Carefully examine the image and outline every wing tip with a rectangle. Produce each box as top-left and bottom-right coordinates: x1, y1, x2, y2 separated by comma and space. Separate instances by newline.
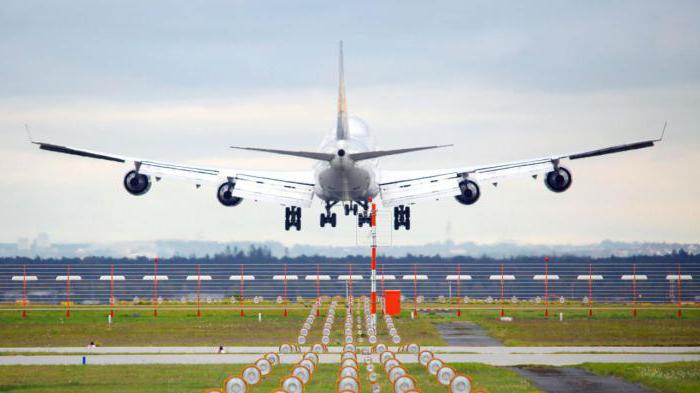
24, 124, 37, 144
657, 121, 667, 142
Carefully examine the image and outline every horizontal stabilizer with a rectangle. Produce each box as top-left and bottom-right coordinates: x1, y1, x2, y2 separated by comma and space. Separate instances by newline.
349, 145, 452, 161
230, 146, 335, 161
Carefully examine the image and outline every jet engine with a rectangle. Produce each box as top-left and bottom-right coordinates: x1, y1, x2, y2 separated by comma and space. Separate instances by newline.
123, 170, 151, 196
217, 182, 243, 206
454, 179, 480, 205
545, 167, 572, 193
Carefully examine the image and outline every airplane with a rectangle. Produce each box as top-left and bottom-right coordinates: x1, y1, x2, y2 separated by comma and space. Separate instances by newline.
29, 41, 664, 231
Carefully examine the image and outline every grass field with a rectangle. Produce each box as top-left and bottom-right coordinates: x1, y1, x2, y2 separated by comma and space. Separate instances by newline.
580, 362, 700, 393
0, 303, 698, 347
0, 362, 540, 392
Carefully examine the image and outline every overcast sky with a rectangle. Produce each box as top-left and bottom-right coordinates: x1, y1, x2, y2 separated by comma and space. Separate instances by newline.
0, 1, 698, 247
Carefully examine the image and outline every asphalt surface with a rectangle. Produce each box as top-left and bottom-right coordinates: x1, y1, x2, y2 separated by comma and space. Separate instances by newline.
513, 366, 652, 393
2, 346, 697, 354
437, 322, 503, 346
0, 352, 697, 366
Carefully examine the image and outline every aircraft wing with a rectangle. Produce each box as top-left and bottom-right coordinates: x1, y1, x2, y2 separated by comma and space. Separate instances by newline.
32, 141, 316, 207
378, 131, 664, 207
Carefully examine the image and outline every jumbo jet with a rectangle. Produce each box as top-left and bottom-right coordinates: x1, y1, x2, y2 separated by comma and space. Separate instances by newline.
31, 42, 663, 231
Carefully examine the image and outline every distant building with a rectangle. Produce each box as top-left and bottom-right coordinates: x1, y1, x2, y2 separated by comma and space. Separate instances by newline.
17, 238, 30, 251
33, 233, 50, 249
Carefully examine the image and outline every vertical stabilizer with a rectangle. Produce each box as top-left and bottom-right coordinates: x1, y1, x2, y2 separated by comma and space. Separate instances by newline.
336, 41, 349, 140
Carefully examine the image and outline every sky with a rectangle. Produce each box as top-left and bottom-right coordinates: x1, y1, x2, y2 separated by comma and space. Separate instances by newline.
0, 1, 698, 247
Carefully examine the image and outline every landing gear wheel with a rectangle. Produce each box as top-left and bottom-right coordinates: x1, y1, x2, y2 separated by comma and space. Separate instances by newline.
393, 205, 411, 230
344, 204, 351, 216
358, 212, 371, 227
352, 204, 358, 215
285, 206, 302, 231
320, 201, 339, 228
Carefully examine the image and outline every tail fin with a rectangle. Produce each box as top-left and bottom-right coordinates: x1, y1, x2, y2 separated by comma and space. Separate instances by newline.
336, 41, 349, 140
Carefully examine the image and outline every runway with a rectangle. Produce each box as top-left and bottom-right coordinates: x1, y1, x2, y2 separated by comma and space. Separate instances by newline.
1, 346, 698, 366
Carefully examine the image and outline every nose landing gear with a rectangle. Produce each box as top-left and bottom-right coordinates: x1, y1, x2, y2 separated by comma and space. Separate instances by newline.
284, 206, 302, 231
343, 203, 359, 216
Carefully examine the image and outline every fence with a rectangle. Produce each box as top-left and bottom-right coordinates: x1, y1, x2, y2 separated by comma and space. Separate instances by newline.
1, 260, 697, 310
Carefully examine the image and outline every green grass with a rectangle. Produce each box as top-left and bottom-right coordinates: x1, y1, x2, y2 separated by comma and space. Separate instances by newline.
580, 362, 700, 393
410, 305, 700, 346
0, 306, 316, 347
0, 303, 698, 347
0, 362, 541, 392
463, 306, 700, 346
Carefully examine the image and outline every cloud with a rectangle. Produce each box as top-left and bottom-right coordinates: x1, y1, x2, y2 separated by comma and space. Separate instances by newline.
0, 1, 699, 245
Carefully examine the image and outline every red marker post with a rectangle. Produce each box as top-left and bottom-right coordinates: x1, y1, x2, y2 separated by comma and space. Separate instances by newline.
22, 265, 27, 318
413, 264, 418, 319
316, 264, 321, 317
632, 264, 637, 318
66, 264, 71, 318
283, 263, 288, 317
677, 263, 683, 318
196, 264, 202, 318
588, 263, 593, 318
152, 257, 158, 317
240, 265, 245, 317
500, 264, 505, 318
381, 264, 385, 313
456, 264, 461, 317
110, 264, 115, 319
544, 256, 549, 318
348, 264, 353, 304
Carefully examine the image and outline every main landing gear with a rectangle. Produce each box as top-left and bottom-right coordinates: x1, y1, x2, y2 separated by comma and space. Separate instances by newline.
284, 206, 301, 231
393, 205, 411, 230
320, 201, 338, 228
356, 200, 372, 227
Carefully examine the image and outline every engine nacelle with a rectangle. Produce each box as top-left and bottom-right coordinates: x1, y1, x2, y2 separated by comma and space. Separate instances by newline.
217, 182, 243, 206
545, 167, 572, 193
454, 179, 480, 205
123, 170, 151, 196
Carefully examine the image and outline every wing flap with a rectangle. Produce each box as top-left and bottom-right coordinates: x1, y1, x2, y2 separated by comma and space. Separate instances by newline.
232, 174, 315, 207
139, 160, 220, 183
379, 173, 461, 207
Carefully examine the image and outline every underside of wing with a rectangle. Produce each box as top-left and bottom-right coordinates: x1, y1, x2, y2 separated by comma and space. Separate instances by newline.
32, 140, 315, 207
378, 130, 663, 207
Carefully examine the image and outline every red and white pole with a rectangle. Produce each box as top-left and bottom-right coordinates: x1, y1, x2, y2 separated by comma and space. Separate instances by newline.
369, 197, 377, 329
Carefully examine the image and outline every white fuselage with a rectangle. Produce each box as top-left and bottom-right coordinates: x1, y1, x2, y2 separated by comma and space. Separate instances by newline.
314, 116, 379, 202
